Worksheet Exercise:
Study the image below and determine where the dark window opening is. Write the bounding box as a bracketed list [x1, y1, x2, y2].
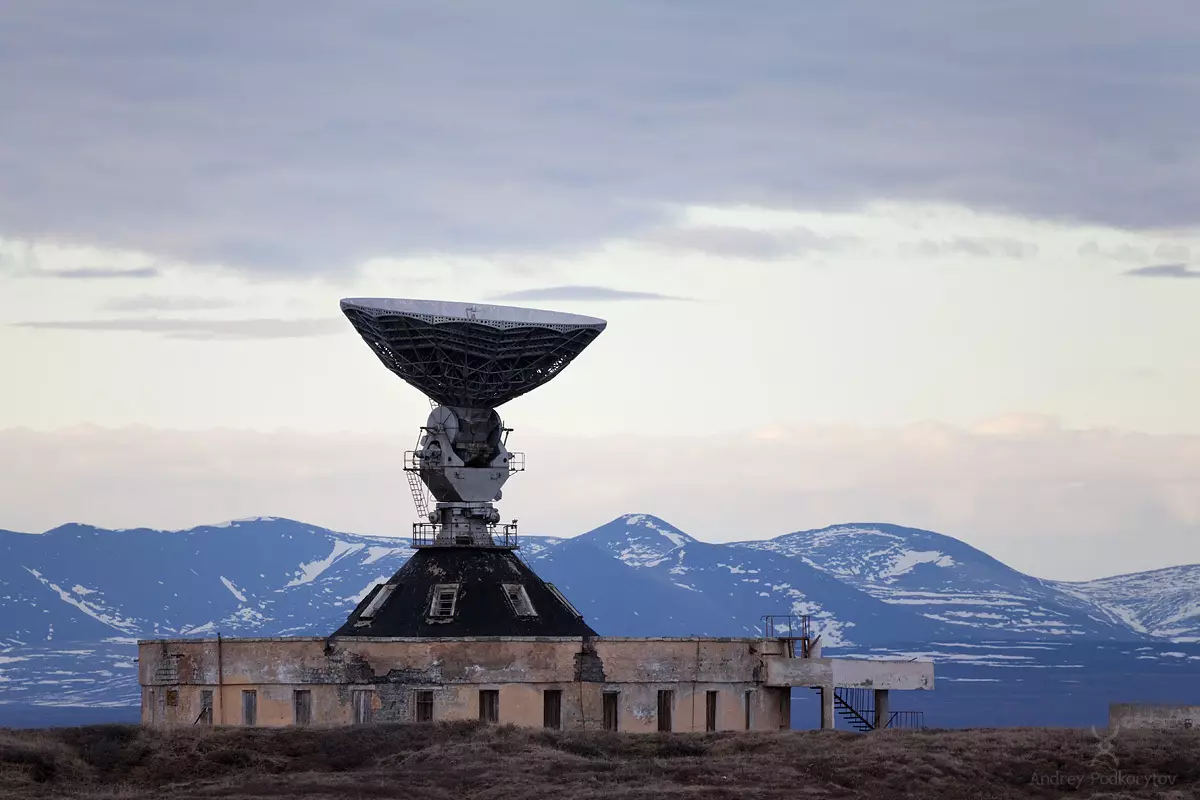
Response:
[242, 690, 257, 727]
[359, 583, 398, 621]
[429, 584, 459, 618]
[294, 689, 312, 726]
[352, 689, 374, 725]
[415, 690, 434, 722]
[706, 690, 718, 732]
[603, 692, 619, 732]
[503, 583, 538, 617]
[543, 689, 562, 729]
[479, 689, 499, 723]
[744, 690, 753, 730]
[780, 690, 791, 729]
[657, 690, 674, 732]
[199, 690, 213, 725]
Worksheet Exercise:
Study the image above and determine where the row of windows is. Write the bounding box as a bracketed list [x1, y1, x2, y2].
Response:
[358, 581, 583, 623]
[187, 687, 763, 731]
[426, 583, 538, 619]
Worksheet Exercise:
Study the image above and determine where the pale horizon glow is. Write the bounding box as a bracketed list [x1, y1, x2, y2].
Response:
[1, 2, 1198, 583]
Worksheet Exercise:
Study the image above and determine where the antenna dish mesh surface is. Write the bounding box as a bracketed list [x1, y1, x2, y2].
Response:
[340, 298, 607, 408]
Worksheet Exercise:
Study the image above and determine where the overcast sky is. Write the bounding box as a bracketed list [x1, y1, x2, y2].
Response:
[1, 2, 1198, 580]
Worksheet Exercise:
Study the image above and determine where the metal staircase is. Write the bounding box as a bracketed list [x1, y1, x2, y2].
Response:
[827, 688, 926, 731]
[834, 688, 876, 731]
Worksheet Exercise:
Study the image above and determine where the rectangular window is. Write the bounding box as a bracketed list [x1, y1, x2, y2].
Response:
[744, 690, 753, 730]
[242, 690, 257, 726]
[706, 690, 718, 732]
[603, 692, 619, 732]
[148, 689, 156, 723]
[502, 583, 538, 617]
[479, 689, 499, 723]
[657, 690, 674, 732]
[294, 689, 312, 726]
[543, 689, 562, 729]
[359, 583, 398, 621]
[415, 690, 434, 722]
[200, 690, 214, 725]
[352, 689, 374, 725]
[429, 584, 459, 618]
[545, 582, 582, 618]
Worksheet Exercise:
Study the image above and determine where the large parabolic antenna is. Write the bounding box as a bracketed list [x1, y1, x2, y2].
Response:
[340, 297, 607, 548]
[340, 298, 607, 409]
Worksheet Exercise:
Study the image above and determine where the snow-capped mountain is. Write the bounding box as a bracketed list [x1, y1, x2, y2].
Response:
[1050, 565, 1200, 643]
[532, 514, 948, 646]
[0, 517, 415, 643]
[2, 512, 1198, 722]
[732, 523, 1139, 641]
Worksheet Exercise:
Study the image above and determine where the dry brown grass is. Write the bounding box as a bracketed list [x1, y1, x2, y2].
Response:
[1, 723, 1197, 799]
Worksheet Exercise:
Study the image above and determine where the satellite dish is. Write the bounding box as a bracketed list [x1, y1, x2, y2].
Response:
[340, 297, 607, 408]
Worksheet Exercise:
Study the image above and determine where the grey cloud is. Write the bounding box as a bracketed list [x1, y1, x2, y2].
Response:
[489, 286, 687, 302]
[1079, 241, 1156, 263]
[639, 225, 852, 260]
[901, 237, 1040, 259]
[42, 267, 161, 279]
[102, 294, 234, 312]
[1, 423, 1198, 580]
[1, 2, 1199, 275]
[13, 317, 342, 340]
[1123, 263, 1200, 279]
[1154, 243, 1192, 262]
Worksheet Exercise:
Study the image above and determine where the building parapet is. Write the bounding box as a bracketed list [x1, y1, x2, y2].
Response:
[764, 655, 934, 690]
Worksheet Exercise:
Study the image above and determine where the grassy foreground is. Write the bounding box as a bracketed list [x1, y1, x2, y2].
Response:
[2, 722, 1198, 799]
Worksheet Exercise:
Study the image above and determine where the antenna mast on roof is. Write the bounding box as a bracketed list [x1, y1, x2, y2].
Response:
[340, 298, 606, 549]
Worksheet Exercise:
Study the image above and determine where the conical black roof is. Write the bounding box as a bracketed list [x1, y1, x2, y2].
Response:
[333, 547, 598, 638]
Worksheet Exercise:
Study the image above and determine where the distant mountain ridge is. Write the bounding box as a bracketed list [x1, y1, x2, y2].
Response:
[2, 513, 1195, 646]
[2, 513, 1199, 715]
[732, 522, 1141, 641]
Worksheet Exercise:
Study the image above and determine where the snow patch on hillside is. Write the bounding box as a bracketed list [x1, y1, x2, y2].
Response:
[878, 550, 956, 579]
[219, 576, 247, 603]
[287, 540, 365, 587]
[208, 516, 279, 529]
[362, 546, 406, 565]
[22, 568, 142, 635]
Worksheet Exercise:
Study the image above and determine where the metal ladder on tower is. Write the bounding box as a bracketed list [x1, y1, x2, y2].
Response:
[406, 395, 439, 521]
[406, 471, 429, 520]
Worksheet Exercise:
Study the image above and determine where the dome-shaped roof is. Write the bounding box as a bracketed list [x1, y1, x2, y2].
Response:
[333, 547, 598, 639]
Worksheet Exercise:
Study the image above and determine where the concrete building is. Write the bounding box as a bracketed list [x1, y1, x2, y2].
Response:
[138, 297, 934, 732]
[1109, 703, 1199, 730]
[137, 544, 933, 732]
[138, 632, 933, 732]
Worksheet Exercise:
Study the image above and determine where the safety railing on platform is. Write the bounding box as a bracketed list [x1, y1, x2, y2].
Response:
[760, 614, 815, 657]
[411, 523, 520, 549]
[885, 710, 925, 730]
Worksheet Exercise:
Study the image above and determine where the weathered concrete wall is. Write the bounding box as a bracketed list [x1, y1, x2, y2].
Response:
[137, 636, 914, 732]
[1110, 703, 1200, 730]
[592, 638, 768, 684]
[138, 637, 584, 688]
[763, 656, 934, 690]
[763, 657, 832, 688]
